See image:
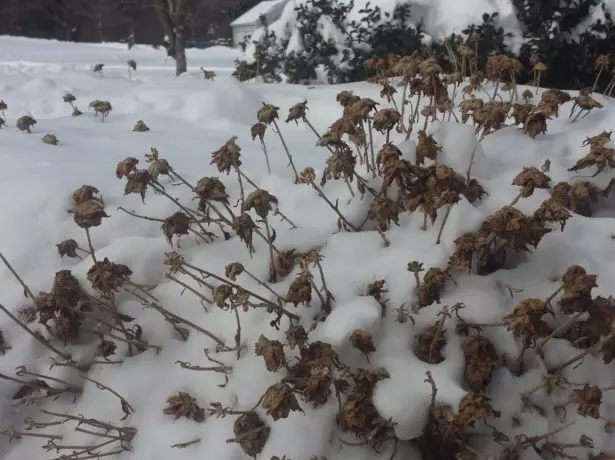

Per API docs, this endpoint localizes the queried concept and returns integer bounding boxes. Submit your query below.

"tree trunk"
[175,27,187,76]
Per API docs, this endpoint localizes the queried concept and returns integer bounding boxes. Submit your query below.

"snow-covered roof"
[231,0,289,27]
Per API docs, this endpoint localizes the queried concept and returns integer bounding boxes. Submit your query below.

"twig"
[79,376,134,420]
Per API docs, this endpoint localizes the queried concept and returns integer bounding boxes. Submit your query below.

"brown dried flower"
[116,157,139,179]
[86,258,132,293]
[163,392,205,422]
[258,103,280,125]
[242,189,278,218]
[161,212,191,245]
[251,122,267,141]
[74,199,109,228]
[261,382,303,420]
[462,335,497,392]
[56,239,80,258]
[286,270,312,307]
[349,330,376,356]
[255,335,286,372]
[233,412,270,457]
[124,169,150,202]
[286,100,308,124]
[133,120,149,132]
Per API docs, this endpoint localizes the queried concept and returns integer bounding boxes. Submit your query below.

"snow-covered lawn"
[1,37,615,460]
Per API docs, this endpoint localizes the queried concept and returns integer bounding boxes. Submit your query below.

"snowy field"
[1,36,615,460]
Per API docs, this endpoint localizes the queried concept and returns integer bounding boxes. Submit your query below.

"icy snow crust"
[1,37,615,460]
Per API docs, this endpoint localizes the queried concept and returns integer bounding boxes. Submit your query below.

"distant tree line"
[0,0,260,75]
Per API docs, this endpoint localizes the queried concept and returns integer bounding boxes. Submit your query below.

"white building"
[230,0,290,47]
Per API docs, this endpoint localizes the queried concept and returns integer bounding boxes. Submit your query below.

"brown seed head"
[74,199,108,228]
[86,258,132,293]
[163,392,205,422]
[56,239,80,258]
[127,59,137,70]
[124,169,150,202]
[225,262,245,281]
[258,103,280,125]
[233,412,270,457]
[116,157,139,179]
[372,108,401,133]
[349,330,376,355]
[161,212,191,245]
[512,167,551,197]
[261,382,303,420]
[251,122,267,141]
[133,120,149,132]
[195,177,229,203]
[242,189,278,218]
[255,335,286,372]
[286,100,308,124]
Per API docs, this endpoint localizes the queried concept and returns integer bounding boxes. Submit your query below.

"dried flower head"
[251,122,267,141]
[211,136,241,174]
[127,59,137,70]
[462,335,497,392]
[242,189,278,218]
[56,239,80,258]
[233,412,270,457]
[416,130,442,165]
[372,108,401,133]
[523,110,549,138]
[133,120,149,132]
[116,157,139,179]
[286,100,308,124]
[255,335,286,372]
[572,385,602,418]
[419,268,447,308]
[161,212,191,245]
[349,330,376,356]
[225,262,245,281]
[124,169,150,202]
[457,393,500,428]
[336,90,360,107]
[258,103,280,125]
[163,392,205,422]
[533,198,571,230]
[261,382,303,420]
[145,148,171,181]
[232,213,257,252]
[74,199,109,228]
[505,298,553,341]
[368,197,400,231]
[195,177,229,204]
[286,269,312,306]
[42,133,59,145]
[286,324,308,350]
[414,321,447,364]
[86,258,132,293]
[16,115,37,133]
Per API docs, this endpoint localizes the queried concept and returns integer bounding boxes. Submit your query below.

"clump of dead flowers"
[41,133,59,145]
[449,167,564,275]
[89,100,112,121]
[16,115,36,133]
[163,392,205,422]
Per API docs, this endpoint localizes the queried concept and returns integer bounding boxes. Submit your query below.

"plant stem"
[182,263,299,321]
[166,273,212,307]
[308,181,358,231]
[0,304,70,359]
[272,120,300,183]
[260,139,271,173]
[436,205,453,244]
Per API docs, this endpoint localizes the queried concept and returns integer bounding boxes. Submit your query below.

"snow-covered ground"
[1,37,615,460]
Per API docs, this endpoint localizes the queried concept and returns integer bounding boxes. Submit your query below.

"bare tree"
[153,0,197,76]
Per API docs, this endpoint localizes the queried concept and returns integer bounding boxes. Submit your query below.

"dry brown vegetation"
[2,49,615,460]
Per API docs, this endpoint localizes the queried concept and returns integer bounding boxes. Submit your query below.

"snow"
[243,0,525,58]
[1,36,615,460]
[231,0,290,27]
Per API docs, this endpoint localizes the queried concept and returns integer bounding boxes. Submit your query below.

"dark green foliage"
[237,0,615,91]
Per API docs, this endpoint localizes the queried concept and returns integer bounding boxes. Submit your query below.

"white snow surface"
[1,36,615,460]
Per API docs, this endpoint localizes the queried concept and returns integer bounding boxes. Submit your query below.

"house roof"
[230,0,288,27]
